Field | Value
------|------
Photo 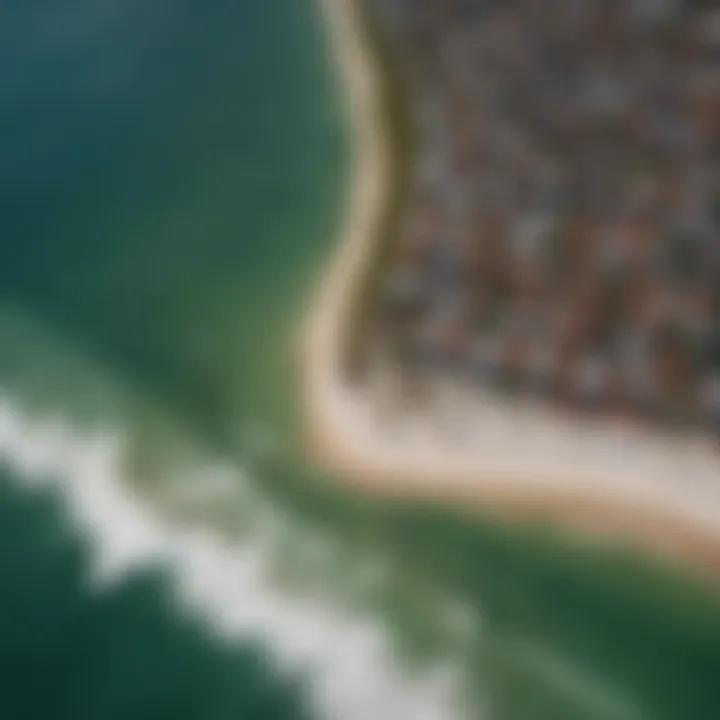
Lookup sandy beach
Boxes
[304,0,720,576]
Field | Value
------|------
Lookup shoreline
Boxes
[304,0,720,577]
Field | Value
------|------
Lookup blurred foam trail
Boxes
[0,396,473,720]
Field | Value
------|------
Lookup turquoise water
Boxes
[0,0,345,716]
[0,0,346,433]
[1,1,719,719]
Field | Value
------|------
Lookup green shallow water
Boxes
[0,0,719,718]
[0,0,346,436]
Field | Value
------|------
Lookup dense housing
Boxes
[375,0,720,432]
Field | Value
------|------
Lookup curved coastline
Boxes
[304,0,720,576]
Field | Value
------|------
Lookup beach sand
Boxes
[304,0,720,576]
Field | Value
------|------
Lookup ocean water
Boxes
[1,1,719,719]
[0,0,346,432]
[0,463,311,720]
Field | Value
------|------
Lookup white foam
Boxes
[0,395,472,720]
